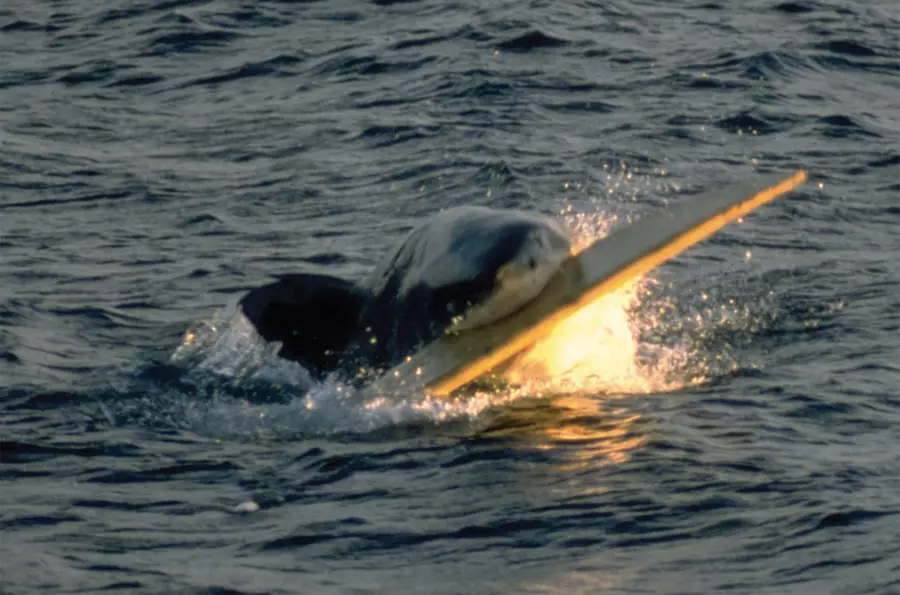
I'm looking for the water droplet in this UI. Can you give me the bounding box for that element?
[234,501,260,513]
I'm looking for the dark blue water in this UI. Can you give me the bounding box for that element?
[2,0,899,593]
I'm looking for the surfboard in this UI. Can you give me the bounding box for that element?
[364,170,808,398]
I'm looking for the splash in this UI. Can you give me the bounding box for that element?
[172,306,316,389]
[501,207,705,396]
[166,307,523,438]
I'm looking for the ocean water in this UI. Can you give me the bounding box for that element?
[2,0,899,593]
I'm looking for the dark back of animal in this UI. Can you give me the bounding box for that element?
[239,273,369,375]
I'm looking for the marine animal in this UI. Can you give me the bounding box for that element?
[240,206,573,378]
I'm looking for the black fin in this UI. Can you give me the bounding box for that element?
[239,273,369,375]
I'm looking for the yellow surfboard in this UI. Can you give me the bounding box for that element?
[366,170,807,397]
